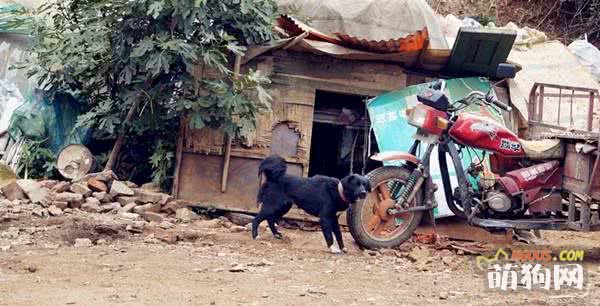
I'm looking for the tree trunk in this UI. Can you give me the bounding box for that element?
[104,99,140,172]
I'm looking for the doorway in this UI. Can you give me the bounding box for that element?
[308,90,381,178]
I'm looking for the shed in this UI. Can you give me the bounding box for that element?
[172,48,438,221]
[170,6,520,222]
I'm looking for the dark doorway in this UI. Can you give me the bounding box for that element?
[308,90,381,179]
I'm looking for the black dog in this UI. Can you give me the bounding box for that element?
[252,155,371,253]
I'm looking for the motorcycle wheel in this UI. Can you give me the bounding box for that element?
[347,166,424,249]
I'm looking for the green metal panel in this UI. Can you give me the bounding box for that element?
[447,28,517,78]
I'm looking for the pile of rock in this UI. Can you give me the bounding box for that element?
[0,171,183,224]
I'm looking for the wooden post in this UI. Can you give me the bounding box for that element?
[172,65,204,198]
[104,99,140,172]
[171,117,185,198]
[568,192,575,223]
[220,54,242,193]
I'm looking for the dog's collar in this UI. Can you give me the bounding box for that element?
[337,182,349,203]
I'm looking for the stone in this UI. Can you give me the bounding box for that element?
[439,291,448,300]
[119,203,137,214]
[134,189,172,205]
[143,211,164,223]
[17,180,50,204]
[39,180,58,189]
[51,181,71,193]
[228,264,247,272]
[101,202,121,213]
[85,197,101,206]
[159,221,174,229]
[407,247,430,264]
[1,181,26,201]
[218,217,232,228]
[124,181,138,188]
[133,203,160,214]
[109,181,134,197]
[48,205,63,217]
[245,222,267,232]
[119,212,141,221]
[52,201,69,210]
[141,182,161,192]
[161,201,182,214]
[248,259,274,267]
[229,225,246,233]
[77,171,117,183]
[87,178,108,192]
[32,208,47,218]
[81,201,102,213]
[441,256,454,266]
[70,183,92,197]
[54,192,84,208]
[116,196,139,206]
[74,238,93,247]
[197,219,224,229]
[176,208,193,223]
[126,221,145,233]
[92,192,112,203]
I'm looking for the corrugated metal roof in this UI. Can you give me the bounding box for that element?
[277,15,341,44]
[335,29,429,54]
[277,15,429,54]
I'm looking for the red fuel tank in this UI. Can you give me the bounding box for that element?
[449,113,525,157]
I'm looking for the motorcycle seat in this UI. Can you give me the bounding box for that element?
[519,138,564,160]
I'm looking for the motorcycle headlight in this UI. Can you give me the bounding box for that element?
[407,105,427,128]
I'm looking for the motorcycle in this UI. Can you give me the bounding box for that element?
[347,64,570,249]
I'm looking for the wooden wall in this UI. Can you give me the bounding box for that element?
[173,50,416,220]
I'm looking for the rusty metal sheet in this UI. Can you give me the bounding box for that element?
[277,15,429,54]
[335,28,429,54]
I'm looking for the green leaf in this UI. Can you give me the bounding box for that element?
[190,112,205,129]
[131,39,155,58]
[148,1,164,19]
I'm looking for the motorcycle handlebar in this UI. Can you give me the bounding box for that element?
[486,95,512,112]
[461,91,512,112]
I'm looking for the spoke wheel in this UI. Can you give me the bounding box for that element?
[348,166,424,249]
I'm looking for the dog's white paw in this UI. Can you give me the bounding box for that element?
[341,247,348,254]
[329,245,342,254]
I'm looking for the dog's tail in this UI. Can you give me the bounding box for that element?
[258,154,287,182]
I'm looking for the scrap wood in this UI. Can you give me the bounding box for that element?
[446,242,491,255]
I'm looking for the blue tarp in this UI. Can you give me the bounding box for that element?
[9,90,92,153]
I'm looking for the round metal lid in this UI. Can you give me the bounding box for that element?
[56,144,95,180]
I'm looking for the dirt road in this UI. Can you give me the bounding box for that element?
[1,213,599,306]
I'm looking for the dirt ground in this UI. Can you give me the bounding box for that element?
[1,212,600,306]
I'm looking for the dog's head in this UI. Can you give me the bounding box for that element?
[340,174,372,203]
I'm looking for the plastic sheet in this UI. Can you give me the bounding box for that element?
[9,90,92,154]
[568,39,600,82]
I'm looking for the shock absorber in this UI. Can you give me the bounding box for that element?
[394,167,423,209]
